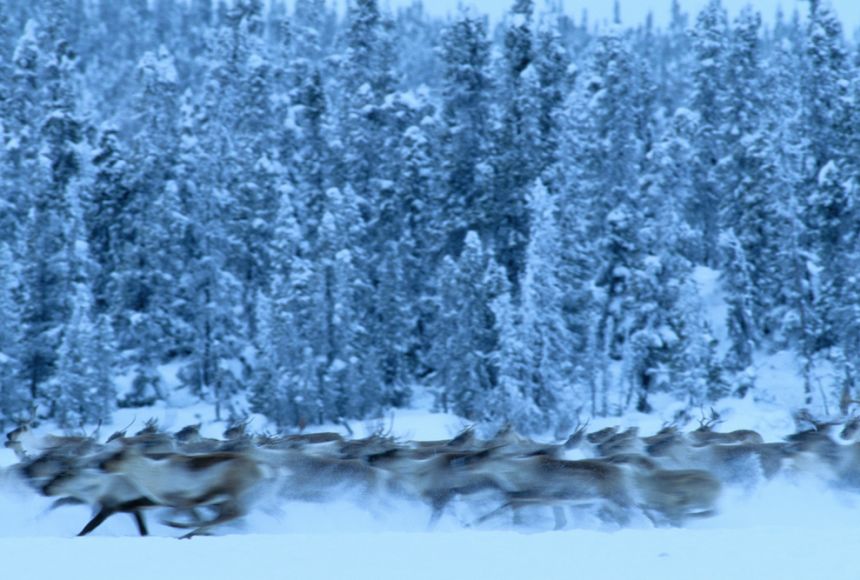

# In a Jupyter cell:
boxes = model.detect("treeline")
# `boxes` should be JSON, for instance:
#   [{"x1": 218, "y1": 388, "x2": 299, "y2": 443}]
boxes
[{"x1": 0, "y1": 0, "x2": 857, "y2": 432}]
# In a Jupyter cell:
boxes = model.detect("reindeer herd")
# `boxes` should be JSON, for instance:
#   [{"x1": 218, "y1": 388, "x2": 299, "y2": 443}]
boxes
[{"x1": 4, "y1": 409, "x2": 860, "y2": 537}]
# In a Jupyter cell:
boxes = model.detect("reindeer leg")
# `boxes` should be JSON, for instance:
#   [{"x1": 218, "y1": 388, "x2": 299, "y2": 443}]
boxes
[
  {"x1": 50, "y1": 497, "x2": 86, "y2": 511},
  {"x1": 131, "y1": 510, "x2": 149, "y2": 536},
  {"x1": 472, "y1": 500, "x2": 514, "y2": 526},
  {"x1": 78, "y1": 506, "x2": 114, "y2": 537},
  {"x1": 177, "y1": 503, "x2": 242, "y2": 539},
  {"x1": 426, "y1": 492, "x2": 452, "y2": 529},
  {"x1": 162, "y1": 507, "x2": 206, "y2": 529},
  {"x1": 552, "y1": 505, "x2": 567, "y2": 530}
]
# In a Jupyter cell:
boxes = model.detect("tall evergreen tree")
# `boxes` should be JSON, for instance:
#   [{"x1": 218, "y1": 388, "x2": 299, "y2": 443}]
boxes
[
  {"x1": 0, "y1": 243, "x2": 27, "y2": 425},
  {"x1": 19, "y1": 5, "x2": 83, "y2": 415},
  {"x1": 116, "y1": 47, "x2": 185, "y2": 405},
  {"x1": 430, "y1": 232, "x2": 506, "y2": 419},
  {"x1": 438, "y1": 11, "x2": 492, "y2": 251},
  {"x1": 176, "y1": 90, "x2": 245, "y2": 420},
  {"x1": 689, "y1": 0, "x2": 729, "y2": 265},
  {"x1": 517, "y1": 180, "x2": 576, "y2": 428}
]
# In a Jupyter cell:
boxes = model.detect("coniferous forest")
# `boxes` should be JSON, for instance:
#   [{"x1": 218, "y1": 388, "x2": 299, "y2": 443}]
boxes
[{"x1": 0, "y1": 0, "x2": 858, "y2": 433}]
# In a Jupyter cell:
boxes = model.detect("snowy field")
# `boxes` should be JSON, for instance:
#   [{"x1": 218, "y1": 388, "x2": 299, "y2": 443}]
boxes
[
  {"x1": 4, "y1": 526, "x2": 860, "y2": 580},
  {"x1": 3, "y1": 397, "x2": 860, "y2": 580}
]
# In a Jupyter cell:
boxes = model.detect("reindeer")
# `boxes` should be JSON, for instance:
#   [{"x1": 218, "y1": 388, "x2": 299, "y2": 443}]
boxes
[
  {"x1": 173, "y1": 424, "x2": 222, "y2": 454},
  {"x1": 99, "y1": 445, "x2": 267, "y2": 538},
  {"x1": 594, "y1": 427, "x2": 643, "y2": 457},
  {"x1": 366, "y1": 445, "x2": 504, "y2": 526},
  {"x1": 106, "y1": 420, "x2": 176, "y2": 456},
  {"x1": 472, "y1": 455, "x2": 633, "y2": 529},
  {"x1": 275, "y1": 448, "x2": 391, "y2": 502},
  {"x1": 605, "y1": 454, "x2": 722, "y2": 526},
  {"x1": 42, "y1": 461, "x2": 159, "y2": 536},
  {"x1": 473, "y1": 424, "x2": 559, "y2": 459},
  {"x1": 839, "y1": 415, "x2": 860, "y2": 443},
  {"x1": 6, "y1": 424, "x2": 99, "y2": 461},
  {"x1": 688, "y1": 409, "x2": 764, "y2": 447},
  {"x1": 5, "y1": 431, "x2": 157, "y2": 536},
  {"x1": 784, "y1": 428, "x2": 860, "y2": 488},
  {"x1": 645, "y1": 425, "x2": 787, "y2": 485}
]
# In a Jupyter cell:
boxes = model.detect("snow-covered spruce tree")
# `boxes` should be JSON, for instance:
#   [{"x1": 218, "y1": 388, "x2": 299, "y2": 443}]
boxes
[
  {"x1": 0, "y1": 7, "x2": 11, "y2": 134},
  {"x1": 338, "y1": 0, "x2": 395, "y2": 201},
  {"x1": 229, "y1": 5, "x2": 280, "y2": 343},
  {"x1": 648, "y1": 0, "x2": 694, "y2": 121},
  {"x1": 832, "y1": 59, "x2": 860, "y2": 408},
  {"x1": 255, "y1": 184, "x2": 380, "y2": 427},
  {"x1": 515, "y1": 180, "x2": 577, "y2": 430},
  {"x1": 565, "y1": 31, "x2": 643, "y2": 415},
  {"x1": 315, "y1": 192, "x2": 380, "y2": 421},
  {"x1": 489, "y1": 0, "x2": 539, "y2": 284},
  {"x1": 688, "y1": 0, "x2": 729, "y2": 266},
  {"x1": 285, "y1": 2, "x2": 331, "y2": 240},
  {"x1": 335, "y1": 1, "x2": 416, "y2": 410},
  {"x1": 553, "y1": 70, "x2": 601, "y2": 417},
  {"x1": 490, "y1": 291, "x2": 542, "y2": 432},
  {"x1": 0, "y1": 242, "x2": 27, "y2": 425},
  {"x1": 800, "y1": 2, "x2": 853, "y2": 365},
  {"x1": 717, "y1": 8, "x2": 779, "y2": 370},
  {"x1": 595, "y1": 207, "x2": 653, "y2": 414},
  {"x1": 52, "y1": 281, "x2": 102, "y2": 428},
  {"x1": 115, "y1": 47, "x2": 185, "y2": 406},
  {"x1": 396, "y1": 121, "x2": 445, "y2": 380},
  {"x1": 291, "y1": 0, "x2": 326, "y2": 62},
  {"x1": 438, "y1": 10, "x2": 493, "y2": 250},
  {"x1": 318, "y1": 247, "x2": 365, "y2": 419},
  {"x1": 429, "y1": 232, "x2": 505, "y2": 420},
  {"x1": 263, "y1": 249, "x2": 325, "y2": 429},
  {"x1": 176, "y1": 89, "x2": 246, "y2": 421},
  {"x1": 741, "y1": 36, "x2": 819, "y2": 403},
  {"x1": 392, "y1": 1, "x2": 440, "y2": 89},
  {"x1": 638, "y1": 110, "x2": 722, "y2": 407},
  {"x1": 252, "y1": 191, "x2": 315, "y2": 429},
  {"x1": 88, "y1": 124, "x2": 131, "y2": 317},
  {"x1": 1, "y1": 19, "x2": 42, "y2": 249},
  {"x1": 531, "y1": 22, "x2": 571, "y2": 178},
  {"x1": 19, "y1": 6, "x2": 82, "y2": 414},
  {"x1": 719, "y1": 229, "x2": 756, "y2": 394},
  {"x1": 570, "y1": 30, "x2": 640, "y2": 242},
  {"x1": 372, "y1": 239, "x2": 414, "y2": 407},
  {"x1": 51, "y1": 172, "x2": 116, "y2": 428}
]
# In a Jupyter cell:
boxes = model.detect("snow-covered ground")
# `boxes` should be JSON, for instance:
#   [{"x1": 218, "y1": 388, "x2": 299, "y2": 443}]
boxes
[
  {"x1": 5, "y1": 525, "x2": 860, "y2": 580},
  {"x1": 3, "y1": 398, "x2": 860, "y2": 579}
]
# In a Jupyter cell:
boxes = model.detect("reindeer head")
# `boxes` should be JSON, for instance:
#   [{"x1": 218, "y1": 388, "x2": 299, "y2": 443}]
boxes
[{"x1": 840, "y1": 415, "x2": 860, "y2": 442}]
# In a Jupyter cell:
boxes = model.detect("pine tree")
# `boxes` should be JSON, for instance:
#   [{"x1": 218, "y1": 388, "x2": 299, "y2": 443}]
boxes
[
  {"x1": 19, "y1": 6, "x2": 83, "y2": 414},
  {"x1": 718, "y1": 10, "x2": 787, "y2": 359},
  {"x1": 719, "y1": 230, "x2": 756, "y2": 384},
  {"x1": 689, "y1": 0, "x2": 729, "y2": 265},
  {"x1": 116, "y1": 47, "x2": 185, "y2": 405},
  {"x1": 430, "y1": 232, "x2": 505, "y2": 420},
  {"x1": 490, "y1": 291, "x2": 540, "y2": 431},
  {"x1": 638, "y1": 110, "x2": 718, "y2": 409},
  {"x1": 517, "y1": 180, "x2": 576, "y2": 429},
  {"x1": 488, "y1": 0, "x2": 541, "y2": 284},
  {"x1": 88, "y1": 124, "x2": 131, "y2": 316},
  {"x1": 252, "y1": 191, "x2": 315, "y2": 428},
  {"x1": 531, "y1": 22, "x2": 571, "y2": 176},
  {"x1": 0, "y1": 243, "x2": 27, "y2": 425},
  {"x1": 2, "y1": 19, "x2": 42, "y2": 248},
  {"x1": 51, "y1": 172, "x2": 116, "y2": 428},
  {"x1": 438, "y1": 11, "x2": 493, "y2": 249},
  {"x1": 176, "y1": 90, "x2": 245, "y2": 420},
  {"x1": 570, "y1": 30, "x2": 640, "y2": 241}
]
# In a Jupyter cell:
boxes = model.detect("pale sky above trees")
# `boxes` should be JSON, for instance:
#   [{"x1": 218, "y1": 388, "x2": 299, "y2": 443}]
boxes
[{"x1": 371, "y1": 0, "x2": 860, "y2": 31}]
